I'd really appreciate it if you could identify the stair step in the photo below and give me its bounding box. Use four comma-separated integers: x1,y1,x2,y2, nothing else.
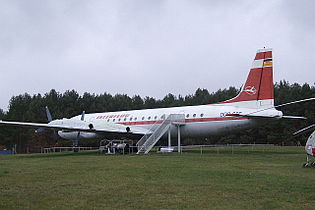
136,114,185,154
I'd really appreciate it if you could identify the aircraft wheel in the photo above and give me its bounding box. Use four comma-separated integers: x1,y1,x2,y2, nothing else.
311,162,315,167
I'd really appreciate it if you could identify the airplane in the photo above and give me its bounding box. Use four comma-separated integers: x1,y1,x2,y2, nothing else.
293,124,315,167
0,48,314,153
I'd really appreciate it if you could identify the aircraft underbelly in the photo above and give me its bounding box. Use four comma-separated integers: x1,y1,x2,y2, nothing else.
135,119,253,139
182,119,252,137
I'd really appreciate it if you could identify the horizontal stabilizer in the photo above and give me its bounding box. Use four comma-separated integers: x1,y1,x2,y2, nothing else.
226,113,281,119
282,116,307,120
226,114,306,120
234,97,315,119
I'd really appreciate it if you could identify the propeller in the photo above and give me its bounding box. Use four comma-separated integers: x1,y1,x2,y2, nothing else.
36,108,87,149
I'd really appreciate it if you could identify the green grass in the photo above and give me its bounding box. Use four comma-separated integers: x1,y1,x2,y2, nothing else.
0,146,314,210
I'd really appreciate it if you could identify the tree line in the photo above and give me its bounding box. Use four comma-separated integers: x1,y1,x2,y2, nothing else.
0,80,314,153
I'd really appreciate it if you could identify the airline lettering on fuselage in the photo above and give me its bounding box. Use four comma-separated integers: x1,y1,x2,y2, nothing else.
96,114,131,119
220,111,242,117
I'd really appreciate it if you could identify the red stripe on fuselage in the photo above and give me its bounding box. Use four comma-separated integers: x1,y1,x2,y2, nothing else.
117,117,247,126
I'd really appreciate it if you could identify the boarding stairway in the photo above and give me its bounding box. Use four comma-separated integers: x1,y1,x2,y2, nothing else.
136,114,185,154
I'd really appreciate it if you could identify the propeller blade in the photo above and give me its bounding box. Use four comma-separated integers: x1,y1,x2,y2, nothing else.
35,106,53,133
35,127,45,133
76,131,81,140
72,133,80,152
72,131,81,147
81,111,85,121
45,106,53,122
53,131,59,143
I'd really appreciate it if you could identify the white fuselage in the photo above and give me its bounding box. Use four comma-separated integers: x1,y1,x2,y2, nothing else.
59,101,282,140
53,48,281,141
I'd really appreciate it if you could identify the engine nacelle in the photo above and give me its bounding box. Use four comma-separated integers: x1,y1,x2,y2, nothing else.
49,119,97,140
57,131,99,140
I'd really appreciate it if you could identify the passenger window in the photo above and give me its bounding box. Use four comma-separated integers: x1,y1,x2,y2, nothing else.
124,118,126,121
200,113,204,117
113,119,116,122
148,116,151,120
193,114,196,117
135,117,137,121
186,114,189,118
154,116,157,119
142,117,145,120
130,117,133,121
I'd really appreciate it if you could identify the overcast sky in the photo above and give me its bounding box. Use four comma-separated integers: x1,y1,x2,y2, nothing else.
0,0,314,111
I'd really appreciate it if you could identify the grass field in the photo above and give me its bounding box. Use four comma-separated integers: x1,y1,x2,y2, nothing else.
0,146,314,209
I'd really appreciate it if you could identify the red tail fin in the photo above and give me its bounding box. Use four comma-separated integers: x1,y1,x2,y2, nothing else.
218,48,274,107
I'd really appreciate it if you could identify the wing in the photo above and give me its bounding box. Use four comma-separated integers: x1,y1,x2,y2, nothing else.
0,120,149,136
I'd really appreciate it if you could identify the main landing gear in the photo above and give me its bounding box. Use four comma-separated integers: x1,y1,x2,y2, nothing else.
302,155,315,168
